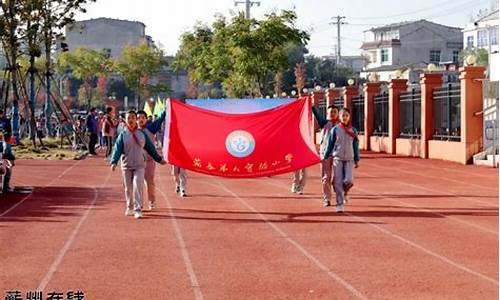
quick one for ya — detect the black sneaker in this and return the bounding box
[175,186,180,194]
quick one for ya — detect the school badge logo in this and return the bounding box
[225,130,256,158]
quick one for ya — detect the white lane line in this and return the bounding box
[212,179,369,300]
[359,162,498,207]
[344,210,499,286]
[352,169,498,236]
[364,160,498,192]
[37,170,113,291]
[157,171,204,300]
[0,160,82,218]
[267,179,499,286]
[386,158,496,180]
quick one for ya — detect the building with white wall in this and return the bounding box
[463,10,499,81]
[360,20,463,82]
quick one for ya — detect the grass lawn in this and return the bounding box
[13,138,87,160]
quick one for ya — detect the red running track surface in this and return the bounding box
[0,153,498,299]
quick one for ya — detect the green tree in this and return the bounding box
[174,10,309,98]
[115,43,168,109]
[0,0,94,144]
[20,0,95,137]
[304,55,355,87]
[56,47,113,109]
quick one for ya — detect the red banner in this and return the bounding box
[163,97,320,178]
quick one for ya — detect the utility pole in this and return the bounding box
[330,16,347,65]
[234,0,261,19]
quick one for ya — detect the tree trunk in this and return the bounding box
[10,58,20,145]
[29,55,37,147]
[85,80,92,110]
[6,2,20,144]
[44,7,53,137]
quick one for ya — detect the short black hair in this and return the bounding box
[136,110,147,117]
[90,107,97,113]
[126,110,137,116]
[0,110,4,114]
[327,105,339,111]
[106,106,113,113]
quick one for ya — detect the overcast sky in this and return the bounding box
[75,0,497,57]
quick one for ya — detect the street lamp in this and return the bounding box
[291,90,297,97]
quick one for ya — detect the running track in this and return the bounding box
[0,153,498,299]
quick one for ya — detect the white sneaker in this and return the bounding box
[125,209,134,216]
[290,185,297,193]
[336,204,345,213]
[134,211,143,219]
[149,202,156,210]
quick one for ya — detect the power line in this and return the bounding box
[311,0,487,30]
[234,0,261,19]
[330,16,347,64]
[348,0,479,20]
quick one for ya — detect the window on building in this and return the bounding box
[381,49,389,63]
[452,50,460,63]
[491,26,498,46]
[478,30,488,47]
[467,36,474,48]
[429,50,441,64]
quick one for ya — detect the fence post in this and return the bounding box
[460,66,486,163]
[363,82,382,150]
[420,72,443,159]
[326,87,339,108]
[343,85,358,114]
[388,79,408,154]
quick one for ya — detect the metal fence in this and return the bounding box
[317,97,327,120]
[400,88,421,138]
[351,95,364,134]
[373,92,389,136]
[432,83,461,141]
[334,97,344,110]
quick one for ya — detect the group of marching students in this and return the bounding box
[107,108,187,219]
[110,97,360,219]
[292,98,360,213]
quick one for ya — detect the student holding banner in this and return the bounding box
[311,98,340,207]
[111,111,166,219]
[323,108,360,213]
[137,108,166,209]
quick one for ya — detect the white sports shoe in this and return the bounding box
[336,204,345,213]
[125,209,134,216]
[290,185,297,193]
[149,202,156,210]
[134,211,143,219]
